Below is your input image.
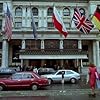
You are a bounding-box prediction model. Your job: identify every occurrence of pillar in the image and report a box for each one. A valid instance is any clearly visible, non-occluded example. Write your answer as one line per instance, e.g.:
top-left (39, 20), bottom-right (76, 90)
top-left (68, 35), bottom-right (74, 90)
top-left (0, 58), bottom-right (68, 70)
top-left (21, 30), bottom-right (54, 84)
top-left (22, 39), bottom-right (26, 49)
top-left (96, 40), bottom-right (100, 67)
top-left (60, 39), bottom-right (63, 49)
top-left (41, 39), bottom-right (44, 49)
top-left (1, 40), bottom-right (8, 67)
top-left (78, 40), bottom-right (82, 50)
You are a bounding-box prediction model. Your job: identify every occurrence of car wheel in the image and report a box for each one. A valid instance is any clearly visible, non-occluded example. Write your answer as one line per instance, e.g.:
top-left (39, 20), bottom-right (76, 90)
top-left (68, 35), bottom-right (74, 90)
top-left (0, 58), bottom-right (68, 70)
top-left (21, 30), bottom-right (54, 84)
top-left (0, 85), bottom-right (4, 91)
top-left (70, 78), bottom-right (76, 84)
top-left (48, 79), bottom-right (52, 85)
top-left (32, 84), bottom-right (38, 90)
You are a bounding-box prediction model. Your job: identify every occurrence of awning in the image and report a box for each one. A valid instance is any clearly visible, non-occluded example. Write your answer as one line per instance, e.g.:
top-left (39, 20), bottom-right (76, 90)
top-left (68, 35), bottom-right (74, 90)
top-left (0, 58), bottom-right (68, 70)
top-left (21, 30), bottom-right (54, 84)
top-left (19, 49), bottom-right (88, 59)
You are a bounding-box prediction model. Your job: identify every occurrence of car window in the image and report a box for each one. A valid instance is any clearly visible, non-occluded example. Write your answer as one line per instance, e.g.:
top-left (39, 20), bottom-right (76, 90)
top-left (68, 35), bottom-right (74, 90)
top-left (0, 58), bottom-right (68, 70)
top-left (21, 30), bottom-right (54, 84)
top-left (56, 71), bottom-right (65, 75)
top-left (22, 74), bottom-right (33, 79)
top-left (66, 71), bottom-right (74, 74)
top-left (12, 74), bottom-right (22, 79)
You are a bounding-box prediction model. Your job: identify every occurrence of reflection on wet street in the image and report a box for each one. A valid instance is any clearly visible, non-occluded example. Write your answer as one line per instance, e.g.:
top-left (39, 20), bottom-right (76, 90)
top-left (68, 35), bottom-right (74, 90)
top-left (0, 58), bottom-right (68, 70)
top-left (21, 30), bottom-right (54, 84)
top-left (0, 95), bottom-right (100, 100)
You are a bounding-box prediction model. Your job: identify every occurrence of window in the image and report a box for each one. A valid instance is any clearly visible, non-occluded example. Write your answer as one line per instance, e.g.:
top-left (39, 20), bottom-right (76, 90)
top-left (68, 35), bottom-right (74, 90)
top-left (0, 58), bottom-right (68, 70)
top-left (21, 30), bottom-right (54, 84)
top-left (63, 7), bottom-right (70, 16)
top-left (22, 74), bottom-right (33, 79)
top-left (0, 20), bottom-right (2, 30)
top-left (64, 40), bottom-right (78, 49)
top-left (15, 7), bottom-right (22, 16)
top-left (64, 22), bottom-right (70, 29)
top-left (0, 3), bottom-right (3, 13)
top-left (47, 22), bottom-right (54, 29)
top-left (57, 71), bottom-right (65, 75)
top-left (66, 71), bottom-right (73, 74)
top-left (32, 7), bottom-right (38, 16)
top-left (47, 7), bottom-right (53, 16)
top-left (12, 74), bottom-right (22, 79)
top-left (15, 22), bottom-right (22, 29)
top-left (26, 40), bottom-right (41, 50)
top-left (79, 8), bottom-right (85, 16)
top-left (44, 40), bottom-right (59, 49)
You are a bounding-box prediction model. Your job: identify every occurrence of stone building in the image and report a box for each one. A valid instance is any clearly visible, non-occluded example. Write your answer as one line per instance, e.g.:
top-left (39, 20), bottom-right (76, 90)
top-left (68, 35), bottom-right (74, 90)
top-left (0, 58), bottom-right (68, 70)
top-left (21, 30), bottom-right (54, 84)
top-left (0, 0), bottom-right (100, 72)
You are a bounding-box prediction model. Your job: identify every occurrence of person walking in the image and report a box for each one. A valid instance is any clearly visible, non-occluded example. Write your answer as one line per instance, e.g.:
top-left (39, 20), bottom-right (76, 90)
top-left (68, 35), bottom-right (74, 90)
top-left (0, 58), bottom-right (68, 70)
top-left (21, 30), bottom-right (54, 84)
top-left (87, 63), bottom-right (99, 96)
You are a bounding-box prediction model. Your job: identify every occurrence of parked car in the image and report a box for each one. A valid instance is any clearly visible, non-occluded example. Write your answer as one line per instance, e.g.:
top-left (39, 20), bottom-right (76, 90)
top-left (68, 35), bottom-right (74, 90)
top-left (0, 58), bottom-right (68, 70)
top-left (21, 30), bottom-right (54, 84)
top-left (42, 70), bottom-right (80, 84)
top-left (0, 67), bottom-right (16, 75)
top-left (0, 72), bottom-right (49, 91)
top-left (38, 68), bottom-right (56, 75)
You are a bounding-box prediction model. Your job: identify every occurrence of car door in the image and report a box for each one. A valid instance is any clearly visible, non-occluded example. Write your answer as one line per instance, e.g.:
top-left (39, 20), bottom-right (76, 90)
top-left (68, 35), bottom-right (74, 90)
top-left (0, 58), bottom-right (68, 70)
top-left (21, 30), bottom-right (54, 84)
top-left (54, 71), bottom-right (65, 83)
top-left (21, 73), bottom-right (34, 87)
top-left (64, 70), bottom-right (74, 82)
top-left (7, 73), bottom-right (23, 88)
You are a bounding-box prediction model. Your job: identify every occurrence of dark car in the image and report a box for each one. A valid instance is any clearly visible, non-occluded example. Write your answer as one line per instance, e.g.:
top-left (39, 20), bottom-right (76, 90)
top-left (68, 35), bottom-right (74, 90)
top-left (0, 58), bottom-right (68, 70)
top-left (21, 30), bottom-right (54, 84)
top-left (38, 68), bottom-right (56, 75)
top-left (0, 67), bottom-right (16, 75)
top-left (0, 72), bottom-right (49, 91)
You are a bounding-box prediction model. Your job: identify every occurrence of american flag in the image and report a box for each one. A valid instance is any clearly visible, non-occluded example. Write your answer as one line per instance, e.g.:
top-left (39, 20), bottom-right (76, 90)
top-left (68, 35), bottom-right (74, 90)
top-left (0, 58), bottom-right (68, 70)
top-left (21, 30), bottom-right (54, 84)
top-left (73, 8), bottom-right (94, 34)
top-left (4, 5), bottom-right (12, 40)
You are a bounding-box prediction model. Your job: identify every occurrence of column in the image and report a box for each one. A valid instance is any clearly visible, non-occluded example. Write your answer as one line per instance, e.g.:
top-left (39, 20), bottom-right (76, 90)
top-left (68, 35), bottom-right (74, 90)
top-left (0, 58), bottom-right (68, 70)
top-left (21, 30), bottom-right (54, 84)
top-left (60, 60), bottom-right (64, 68)
top-left (22, 6), bottom-right (26, 27)
top-left (78, 40), bottom-right (82, 50)
top-left (60, 40), bottom-right (63, 49)
top-left (41, 39), bottom-right (44, 49)
top-left (22, 39), bottom-right (26, 49)
top-left (1, 40), bottom-right (8, 67)
top-left (27, 7), bottom-right (31, 27)
top-left (93, 41), bottom-right (97, 65)
top-left (44, 8), bottom-right (47, 29)
top-left (21, 59), bottom-right (23, 71)
top-left (80, 59), bottom-right (83, 73)
top-left (96, 40), bottom-right (100, 67)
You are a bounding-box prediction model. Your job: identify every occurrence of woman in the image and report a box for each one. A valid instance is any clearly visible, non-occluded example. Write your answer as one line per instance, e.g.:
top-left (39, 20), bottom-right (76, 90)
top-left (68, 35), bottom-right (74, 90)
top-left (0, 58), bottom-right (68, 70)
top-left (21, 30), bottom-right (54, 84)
top-left (88, 63), bottom-right (98, 96)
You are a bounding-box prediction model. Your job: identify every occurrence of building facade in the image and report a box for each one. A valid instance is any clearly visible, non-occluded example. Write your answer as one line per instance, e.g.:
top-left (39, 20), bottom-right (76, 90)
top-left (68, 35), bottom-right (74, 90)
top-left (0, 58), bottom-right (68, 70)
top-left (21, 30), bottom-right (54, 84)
top-left (0, 0), bottom-right (100, 72)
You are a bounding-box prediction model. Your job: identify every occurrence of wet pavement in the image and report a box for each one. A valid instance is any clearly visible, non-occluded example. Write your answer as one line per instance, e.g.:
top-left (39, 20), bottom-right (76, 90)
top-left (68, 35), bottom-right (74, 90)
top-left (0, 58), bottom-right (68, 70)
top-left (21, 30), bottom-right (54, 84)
top-left (0, 75), bottom-right (100, 99)
top-left (0, 94), bottom-right (100, 100)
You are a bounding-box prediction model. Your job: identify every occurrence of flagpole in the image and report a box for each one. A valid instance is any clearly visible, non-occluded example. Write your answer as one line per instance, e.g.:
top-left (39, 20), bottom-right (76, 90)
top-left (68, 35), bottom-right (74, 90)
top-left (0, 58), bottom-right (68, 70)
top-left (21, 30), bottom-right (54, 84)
top-left (29, 2), bottom-right (37, 50)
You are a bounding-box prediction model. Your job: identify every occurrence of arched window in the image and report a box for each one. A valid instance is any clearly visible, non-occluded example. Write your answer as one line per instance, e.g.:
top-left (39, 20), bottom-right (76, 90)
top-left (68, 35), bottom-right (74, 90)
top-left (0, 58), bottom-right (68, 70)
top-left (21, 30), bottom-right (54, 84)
top-left (47, 7), bottom-right (53, 16)
top-left (32, 7), bottom-right (38, 16)
top-left (79, 8), bottom-right (85, 16)
top-left (15, 7), bottom-right (22, 16)
top-left (63, 7), bottom-right (70, 16)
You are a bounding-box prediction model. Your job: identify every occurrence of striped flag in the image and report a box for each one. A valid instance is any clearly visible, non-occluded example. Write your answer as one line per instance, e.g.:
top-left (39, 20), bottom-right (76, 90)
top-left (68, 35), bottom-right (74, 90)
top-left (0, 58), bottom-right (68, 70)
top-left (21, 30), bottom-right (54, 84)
top-left (4, 5), bottom-right (13, 40)
top-left (52, 6), bottom-right (68, 38)
top-left (92, 6), bottom-right (100, 30)
top-left (31, 10), bottom-right (37, 39)
top-left (73, 7), bottom-right (94, 34)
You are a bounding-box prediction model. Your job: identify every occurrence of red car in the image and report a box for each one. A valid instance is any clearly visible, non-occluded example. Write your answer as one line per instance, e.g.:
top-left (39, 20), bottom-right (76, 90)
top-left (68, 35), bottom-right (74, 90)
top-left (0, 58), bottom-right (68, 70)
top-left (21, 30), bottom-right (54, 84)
top-left (0, 72), bottom-right (49, 91)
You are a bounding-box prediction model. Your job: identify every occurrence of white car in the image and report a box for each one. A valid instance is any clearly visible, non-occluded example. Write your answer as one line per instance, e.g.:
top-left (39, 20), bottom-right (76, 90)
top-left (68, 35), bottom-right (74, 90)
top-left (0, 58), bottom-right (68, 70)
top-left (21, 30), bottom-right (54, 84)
top-left (42, 70), bottom-right (80, 84)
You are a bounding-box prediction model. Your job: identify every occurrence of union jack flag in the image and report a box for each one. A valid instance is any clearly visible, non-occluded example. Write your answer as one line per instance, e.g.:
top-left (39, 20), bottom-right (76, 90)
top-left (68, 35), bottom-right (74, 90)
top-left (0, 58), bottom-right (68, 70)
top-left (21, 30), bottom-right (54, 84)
top-left (73, 8), bottom-right (94, 34)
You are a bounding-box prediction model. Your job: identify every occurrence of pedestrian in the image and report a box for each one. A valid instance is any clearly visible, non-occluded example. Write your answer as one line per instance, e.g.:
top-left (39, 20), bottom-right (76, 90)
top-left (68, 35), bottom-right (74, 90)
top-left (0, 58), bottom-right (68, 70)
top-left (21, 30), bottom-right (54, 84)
top-left (33, 66), bottom-right (38, 73)
top-left (87, 63), bottom-right (99, 96)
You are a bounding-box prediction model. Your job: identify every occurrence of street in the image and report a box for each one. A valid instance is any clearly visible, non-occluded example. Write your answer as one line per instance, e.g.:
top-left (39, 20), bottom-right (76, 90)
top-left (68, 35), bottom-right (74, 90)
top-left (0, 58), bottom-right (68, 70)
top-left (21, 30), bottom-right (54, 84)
top-left (0, 75), bottom-right (100, 100)
top-left (0, 93), bottom-right (100, 100)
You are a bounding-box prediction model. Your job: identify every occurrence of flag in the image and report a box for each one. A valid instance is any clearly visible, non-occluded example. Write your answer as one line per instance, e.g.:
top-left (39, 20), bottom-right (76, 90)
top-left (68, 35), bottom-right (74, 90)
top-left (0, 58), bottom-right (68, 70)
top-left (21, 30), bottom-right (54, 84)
top-left (31, 10), bottom-right (37, 39)
top-left (52, 6), bottom-right (68, 38)
top-left (4, 5), bottom-right (12, 40)
top-left (73, 8), bottom-right (94, 34)
top-left (92, 6), bottom-right (100, 30)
